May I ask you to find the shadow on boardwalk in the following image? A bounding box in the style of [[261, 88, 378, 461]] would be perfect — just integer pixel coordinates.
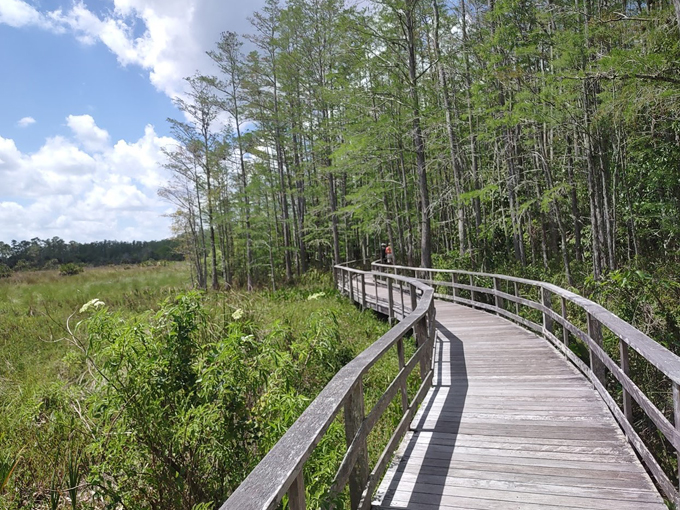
[[379, 322, 468, 507]]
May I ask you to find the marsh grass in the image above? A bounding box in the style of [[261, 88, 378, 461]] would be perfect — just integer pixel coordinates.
[[0, 263, 191, 507], [0, 265, 400, 509], [0, 263, 191, 389]]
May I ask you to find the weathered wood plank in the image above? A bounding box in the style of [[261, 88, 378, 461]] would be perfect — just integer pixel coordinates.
[[385, 471, 663, 503], [375, 300, 667, 510], [220, 269, 435, 510]]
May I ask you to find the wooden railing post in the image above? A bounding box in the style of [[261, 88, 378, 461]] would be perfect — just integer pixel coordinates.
[[452, 273, 458, 300], [469, 275, 476, 303], [674, 382, 680, 507], [342, 270, 346, 295], [349, 273, 355, 302], [493, 277, 504, 313], [361, 274, 367, 310], [587, 313, 606, 384], [400, 280, 405, 318], [427, 304, 436, 371], [620, 340, 633, 423], [288, 471, 306, 510], [415, 315, 429, 380], [345, 380, 369, 510], [374, 275, 378, 305], [513, 282, 520, 315], [561, 297, 569, 348], [388, 278, 394, 326], [397, 338, 408, 412], [410, 283, 417, 313], [541, 287, 553, 336]]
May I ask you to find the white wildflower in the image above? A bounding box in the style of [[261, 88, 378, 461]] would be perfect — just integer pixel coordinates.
[[232, 308, 244, 320], [80, 298, 105, 313], [307, 292, 326, 301]]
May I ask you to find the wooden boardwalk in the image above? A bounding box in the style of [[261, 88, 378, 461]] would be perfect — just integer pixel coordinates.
[[373, 299, 666, 510], [222, 267, 679, 510]]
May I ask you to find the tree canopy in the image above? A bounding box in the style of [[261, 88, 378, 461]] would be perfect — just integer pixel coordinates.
[[159, 0, 679, 288], [0, 237, 182, 270]]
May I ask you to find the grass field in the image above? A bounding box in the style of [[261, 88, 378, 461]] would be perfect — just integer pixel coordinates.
[[0, 264, 405, 509], [0, 263, 192, 390]]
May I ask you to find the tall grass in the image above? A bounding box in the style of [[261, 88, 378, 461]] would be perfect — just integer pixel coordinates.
[[0, 265, 397, 509], [0, 263, 191, 387]]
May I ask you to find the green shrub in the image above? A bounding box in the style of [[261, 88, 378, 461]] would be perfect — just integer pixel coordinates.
[[59, 263, 83, 276], [0, 264, 10, 278], [85, 292, 263, 508], [13, 260, 31, 272], [42, 259, 60, 270]]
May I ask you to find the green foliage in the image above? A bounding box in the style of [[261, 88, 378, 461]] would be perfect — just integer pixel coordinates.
[[80, 289, 389, 508], [59, 263, 84, 276], [66, 452, 80, 510], [43, 258, 60, 270], [0, 237, 182, 270], [13, 259, 31, 272], [0, 448, 21, 494], [0, 264, 394, 509], [0, 263, 10, 278], [85, 292, 252, 508]]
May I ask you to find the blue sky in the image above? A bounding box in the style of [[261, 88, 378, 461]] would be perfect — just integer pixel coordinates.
[[0, 0, 262, 243]]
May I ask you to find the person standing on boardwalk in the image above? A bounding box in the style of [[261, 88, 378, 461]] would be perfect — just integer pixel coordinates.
[[385, 243, 394, 264], [380, 243, 387, 263]]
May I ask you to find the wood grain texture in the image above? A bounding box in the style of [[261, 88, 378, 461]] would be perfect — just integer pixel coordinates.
[[374, 301, 667, 510], [221, 268, 435, 510]]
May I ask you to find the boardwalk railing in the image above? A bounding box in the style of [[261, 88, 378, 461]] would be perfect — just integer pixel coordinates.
[[220, 265, 435, 510], [373, 262, 680, 505]]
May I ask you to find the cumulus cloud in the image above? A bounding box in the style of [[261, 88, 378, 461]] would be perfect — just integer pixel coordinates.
[[17, 116, 36, 127], [0, 0, 265, 100], [0, 0, 56, 29], [0, 115, 175, 242], [67, 114, 110, 152]]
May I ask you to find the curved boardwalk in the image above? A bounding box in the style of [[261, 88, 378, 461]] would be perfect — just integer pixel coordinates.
[[372, 298, 666, 509]]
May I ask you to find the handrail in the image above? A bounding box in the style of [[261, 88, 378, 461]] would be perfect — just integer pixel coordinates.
[[220, 266, 436, 510], [372, 261, 680, 505]]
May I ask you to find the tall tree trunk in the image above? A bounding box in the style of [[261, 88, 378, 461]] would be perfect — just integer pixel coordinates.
[[398, 140, 416, 266], [536, 130, 573, 284], [202, 133, 219, 290], [566, 135, 583, 263], [505, 126, 526, 266], [432, 0, 466, 255], [292, 129, 308, 273], [328, 171, 341, 265], [272, 68, 293, 281], [461, 0, 482, 234], [584, 96, 603, 280], [405, 0, 432, 268], [193, 175, 208, 289], [233, 105, 253, 291]]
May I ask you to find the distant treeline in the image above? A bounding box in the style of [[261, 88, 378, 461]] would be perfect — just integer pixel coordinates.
[[0, 237, 183, 270]]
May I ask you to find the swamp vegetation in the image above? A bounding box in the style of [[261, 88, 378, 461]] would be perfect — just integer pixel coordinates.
[[2, 0, 680, 506], [0, 264, 422, 509]]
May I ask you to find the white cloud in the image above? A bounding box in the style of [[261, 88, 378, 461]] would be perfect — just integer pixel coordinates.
[[17, 116, 36, 127], [67, 114, 110, 152], [0, 0, 47, 28], [0, 115, 174, 242], [1, 0, 265, 100]]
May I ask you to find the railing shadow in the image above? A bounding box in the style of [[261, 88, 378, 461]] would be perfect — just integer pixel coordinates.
[[380, 321, 468, 507]]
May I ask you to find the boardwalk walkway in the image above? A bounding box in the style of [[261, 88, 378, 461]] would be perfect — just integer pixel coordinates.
[[222, 266, 679, 510], [372, 297, 666, 509]]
